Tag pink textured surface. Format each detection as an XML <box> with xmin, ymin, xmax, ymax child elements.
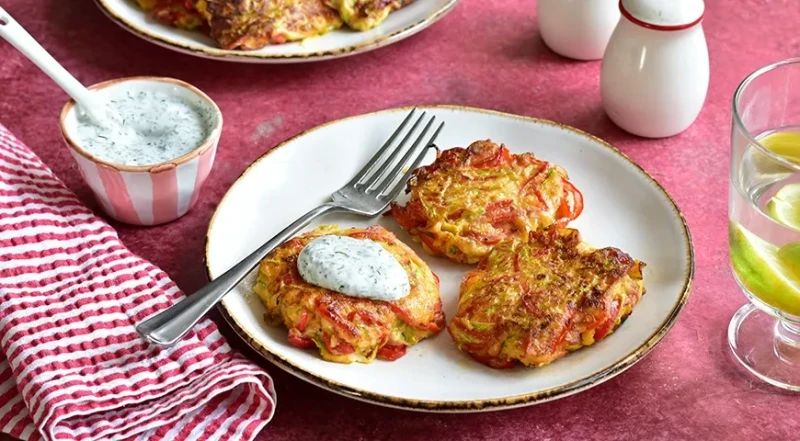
<box><xmin>1</xmin><ymin>0</ymin><xmax>798</xmax><ymax>440</ymax></box>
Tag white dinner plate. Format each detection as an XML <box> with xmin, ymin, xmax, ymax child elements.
<box><xmin>205</xmin><ymin>106</ymin><xmax>694</xmax><ymax>412</ymax></box>
<box><xmin>94</xmin><ymin>0</ymin><xmax>459</xmax><ymax>63</ymax></box>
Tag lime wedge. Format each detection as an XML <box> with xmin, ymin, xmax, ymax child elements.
<box><xmin>729</xmin><ymin>221</ymin><xmax>800</xmax><ymax>316</ymax></box>
<box><xmin>777</xmin><ymin>242</ymin><xmax>800</xmax><ymax>280</ymax></box>
<box><xmin>766</xmin><ymin>183</ymin><xmax>800</xmax><ymax>229</ymax></box>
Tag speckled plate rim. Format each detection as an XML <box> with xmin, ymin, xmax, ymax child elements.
<box><xmin>93</xmin><ymin>0</ymin><xmax>460</xmax><ymax>63</ymax></box>
<box><xmin>205</xmin><ymin>105</ymin><xmax>695</xmax><ymax>412</ymax></box>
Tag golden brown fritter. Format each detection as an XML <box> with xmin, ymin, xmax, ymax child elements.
<box><xmin>325</xmin><ymin>0</ymin><xmax>414</xmax><ymax>31</ymax></box>
<box><xmin>137</xmin><ymin>0</ymin><xmax>205</xmax><ymax>30</ymax></box>
<box><xmin>254</xmin><ymin>225</ymin><xmax>445</xmax><ymax>364</ymax></box>
<box><xmin>193</xmin><ymin>0</ymin><xmax>343</xmax><ymax>49</ymax></box>
<box><xmin>137</xmin><ymin>0</ymin><xmax>413</xmax><ymax>49</ymax></box>
<box><xmin>390</xmin><ymin>140</ymin><xmax>584</xmax><ymax>264</ymax></box>
<box><xmin>448</xmin><ymin>227</ymin><xmax>646</xmax><ymax>369</ymax></box>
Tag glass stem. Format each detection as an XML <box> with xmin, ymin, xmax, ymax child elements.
<box><xmin>777</xmin><ymin>320</ymin><xmax>800</xmax><ymax>348</ymax></box>
<box><xmin>775</xmin><ymin>319</ymin><xmax>800</xmax><ymax>365</ymax></box>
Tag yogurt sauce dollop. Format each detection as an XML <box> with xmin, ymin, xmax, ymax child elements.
<box><xmin>297</xmin><ymin>235</ymin><xmax>411</xmax><ymax>302</ymax></box>
<box><xmin>75</xmin><ymin>89</ymin><xmax>214</xmax><ymax>166</ymax></box>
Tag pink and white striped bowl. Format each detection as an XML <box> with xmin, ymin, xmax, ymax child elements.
<box><xmin>59</xmin><ymin>77</ymin><xmax>222</xmax><ymax>226</ymax></box>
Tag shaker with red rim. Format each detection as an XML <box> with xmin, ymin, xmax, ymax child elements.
<box><xmin>601</xmin><ymin>0</ymin><xmax>709</xmax><ymax>138</ymax></box>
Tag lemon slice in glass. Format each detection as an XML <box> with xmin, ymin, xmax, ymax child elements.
<box><xmin>729</xmin><ymin>222</ymin><xmax>800</xmax><ymax>316</ymax></box>
<box><xmin>760</xmin><ymin>132</ymin><xmax>800</xmax><ymax>164</ymax></box>
<box><xmin>766</xmin><ymin>183</ymin><xmax>800</xmax><ymax>229</ymax></box>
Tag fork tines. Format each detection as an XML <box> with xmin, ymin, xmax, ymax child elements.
<box><xmin>351</xmin><ymin>108</ymin><xmax>445</xmax><ymax>199</ymax></box>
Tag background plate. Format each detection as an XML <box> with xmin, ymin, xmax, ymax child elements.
<box><xmin>95</xmin><ymin>0</ymin><xmax>459</xmax><ymax>63</ymax></box>
<box><xmin>205</xmin><ymin>106</ymin><xmax>694</xmax><ymax>412</ymax></box>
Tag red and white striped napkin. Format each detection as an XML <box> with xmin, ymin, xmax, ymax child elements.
<box><xmin>0</xmin><ymin>124</ymin><xmax>276</xmax><ymax>441</ymax></box>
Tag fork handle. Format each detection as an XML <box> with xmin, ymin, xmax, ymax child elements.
<box><xmin>136</xmin><ymin>203</ymin><xmax>339</xmax><ymax>346</ymax></box>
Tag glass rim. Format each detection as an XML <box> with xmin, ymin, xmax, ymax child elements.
<box><xmin>733</xmin><ymin>57</ymin><xmax>800</xmax><ymax>172</ymax></box>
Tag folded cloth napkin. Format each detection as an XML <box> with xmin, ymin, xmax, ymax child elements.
<box><xmin>0</xmin><ymin>125</ymin><xmax>276</xmax><ymax>441</ymax></box>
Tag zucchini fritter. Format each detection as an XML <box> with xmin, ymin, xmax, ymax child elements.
<box><xmin>325</xmin><ymin>0</ymin><xmax>414</xmax><ymax>31</ymax></box>
<box><xmin>448</xmin><ymin>227</ymin><xmax>646</xmax><ymax>369</ymax></box>
<box><xmin>390</xmin><ymin>140</ymin><xmax>584</xmax><ymax>264</ymax></box>
<box><xmin>254</xmin><ymin>225</ymin><xmax>445</xmax><ymax>364</ymax></box>
<box><xmin>136</xmin><ymin>0</ymin><xmax>205</xmax><ymax>30</ymax></box>
<box><xmin>194</xmin><ymin>0</ymin><xmax>343</xmax><ymax>49</ymax></box>
<box><xmin>136</xmin><ymin>0</ymin><xmax>413</xmax><ymax>49</ymax></box>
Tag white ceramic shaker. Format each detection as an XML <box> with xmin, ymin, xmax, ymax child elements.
<box><xmin>537</xmin><ymin>0</ymin><xmax>621</xmax><ymax>61</ymax></box>
<box><xmin>601</xmin><ymin>0</ymin><xmax>709</xmax><ymax>138</ymax></box>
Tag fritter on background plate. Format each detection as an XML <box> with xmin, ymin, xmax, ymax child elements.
<box><xmin>194</xmin><ymin>0</ymin><xmax>343</xmax><ymax>49</ymax></box>
<box><xmin>448</xmin><ymin>227</ymin><xmax>646</xmax><ymax>369</ymax></box>
<box><xmin>137</xmin><ymin>0</ymin><xmax>413</xmax><ymax>49</ymax></box>
<box><xmin>254</xmin><ymin>224</ymin><xmax>445</xmax><ymax>364</ymax></box>
<box><xmin>325</xmin><ymin>0</ymin><xmax>414</xmax><ymax>31</ymax></box>
<box><xmin>136</xmin><ymin>0</ymin><xmax>206</xmax><ymax>30</ymax></box>
<box><xmin>391</xmin><ymin>140</ymin><xmax>584</xmax><ymax>264</ymax></box>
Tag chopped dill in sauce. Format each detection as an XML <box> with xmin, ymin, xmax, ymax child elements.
<box><xmin>75</xmin><ymin>89</ymin><xmax>214</xmax><ymax>166</ymax></box>
<box><xmin>297</xmin><ymin>235</ymin><xmax>411</xmax><ymax>302</ymax></box>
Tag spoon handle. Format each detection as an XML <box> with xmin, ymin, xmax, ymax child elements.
<box><xmin>0</xmin><ymin>7</ymin><xmax>98</xmax><ymax>111</ymax></box>
<box><xmin>135</xmin><ymin>204</ymin><xmax>339</xmax><ymax>347</ymax></box>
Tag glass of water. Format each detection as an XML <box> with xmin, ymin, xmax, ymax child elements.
<box><xmin>729</xmin><ymin>58</ymin><xmax>800</xmax><ymax>390</ymax></box>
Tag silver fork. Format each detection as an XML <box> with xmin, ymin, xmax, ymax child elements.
<box><xmin>137</xmin><ymin>108</ymin><xmax>444</xmax><ymax>346</ymax></box>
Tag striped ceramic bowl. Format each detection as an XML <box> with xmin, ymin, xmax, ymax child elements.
<box><xmin>59</xmin><ymin>77</ymin><xmax>222</xmax><ymax>226</ymax></box>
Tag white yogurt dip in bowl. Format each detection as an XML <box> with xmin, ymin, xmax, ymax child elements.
<box><xmin>60</xmin><ymin>76</ymin><xmax>222</xmax><ymax>226</ymax></box>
